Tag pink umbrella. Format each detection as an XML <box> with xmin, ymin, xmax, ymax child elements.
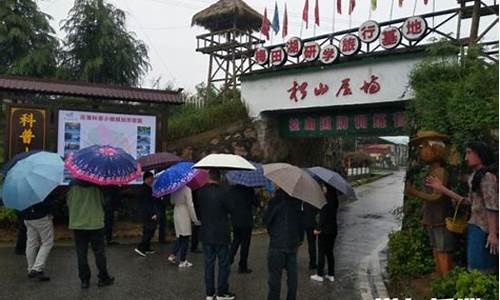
<box><xmin>187</xmin><ymin>169</ymin><xmax>209</xmax><ymax>190</ymax></box>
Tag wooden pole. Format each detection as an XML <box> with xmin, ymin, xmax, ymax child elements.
<box><xmin>469</xmin><ymin>0</ymin><xmax>481</xmax><ymax>45</ymax></box>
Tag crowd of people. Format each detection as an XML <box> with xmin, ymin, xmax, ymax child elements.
<box><xmin>12</xmin><ymin>167</ymin><xmax>340</xmax><ymax>300</ymax></box>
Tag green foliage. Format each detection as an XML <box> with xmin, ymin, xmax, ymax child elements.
<box><xmin>408</xmin><ymin>41</ymin><xmax>499</xmax><ymax>153</ymax></box>
<box><xmin>0</xmin><ymin>0</ymin><xmax>59</xmax><ymax>77</ymax></box>
<box><xmin>60</xmin><ymin>0</ymin><xmax>149</xmax><ymax>85</ymax></box>
<box><xmin>0</xmin><ymin>206</ymin><xmax>17</xmax><ymax>227</ymax></box>
<box><xmin>432</xmin><ymin>268</ymin><xmax>499</xmax><ymax>300</ymax></box>
<box><xmin>167</xmin><ymin>84</ymin><xmax>249</xmax><ymax>140</ymax></box>
<box><xmin>387</xmin><ymin>226</ymin><xmax>435</xmax><ymax>279</ymax></box>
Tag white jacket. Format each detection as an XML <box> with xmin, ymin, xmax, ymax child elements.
<box><xmin>171</xmin><ymin>186</ymin><xmax>199</xmax><ymax>237</ymax></box>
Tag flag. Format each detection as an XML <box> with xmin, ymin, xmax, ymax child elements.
<box><xmin>337</xmin><ymin>0</ymin><xmax>342</xmax><ymax>14</ymax></box>
<box><xmin>349</xmin><ymin>0</ymin><xmax>355</xmax><ymax>14</ymax></box>
<box><xmin>272</xmin><ymin>2</ymin><xmax>280</xmax><ymax>34</ymax></box>
<box><xmin>398</xmin><ymin>0</ymin><xmax>403</xmax><ymax>7</ymax></box>
<box><xmin>314</xmin><ymin>0</ymin><xmax>320</xmax><ymax>26</ymax></box>
<box><xmin>261</xmin><ymin>8</ymin><xmax>270</xmax><ymax>40</ymax></box>
<box><xmin>282</xmin><ymin>3</ymin><xmax>288</xmax><ymax>38</ymax></box>
<box><xmin>303</xmin><ymin>0</ymin><xmax>309</xmax><ymax>29</ymax></box>
<box><xmin>371</xmin><ymin>0</ymin><xmax>377</xmax><ymax>10</ymax></box>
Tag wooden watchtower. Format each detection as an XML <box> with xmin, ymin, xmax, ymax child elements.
<box><xmin>192</xmin><ymin>0</ymin><xmax>264</xmax><ymax>99</ymax></box>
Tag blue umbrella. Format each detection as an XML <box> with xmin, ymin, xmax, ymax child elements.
<box><xmin>307</xmin><ymin>166</ymin><xmax>357</xmax><ymax>199</ymax></box>
<box><xmin>2</xmin><ymin>152</ymin><xmax>63</xmax><ymax>211</ymax></box>
<box><xmin>1</xmin><ymin>150</ymin><xmax>41</xmax><ymax>177</ymax></box>
<box><xmin>226</xmin><ymin>162</ymin><xmax>270</xmax><ymax>187</ymax></box>
<box><xmin>65</xmin><ymin>145</ymin><xmax>141</xmax><ymax>186</ymax></box>
<box><xmin>153</xmin><ymin>162</ymin><xmax>200</xmax><ymax>198</ymax></box>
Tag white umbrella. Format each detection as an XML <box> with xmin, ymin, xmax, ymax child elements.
<box><xmin>193</xmin><ymin>154</ymin><xmax>256</xmax><ymax>171</ymax></box>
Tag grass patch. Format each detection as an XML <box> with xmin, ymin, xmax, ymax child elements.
<box><xmin>167</xmin><ymin>98</ymin><xmax>249</xmax><ymax>140</ymax></box>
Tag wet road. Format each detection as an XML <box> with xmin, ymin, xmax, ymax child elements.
<box><xmin>0</xmin><ymin>171</ymin><xmax>404</xmax><ymax>300</ymax></box>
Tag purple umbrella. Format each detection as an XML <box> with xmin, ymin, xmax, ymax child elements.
<box><xmin>225</xmin><ymin>162</ymin><xmax>270</xmax><ymax>187</ymax></box>
<box><xmin>137</xmin><ymin>152</ymin><xmax>182</xmax><ymax>171</ymax></box>
<box><xmin>65</xmin><ymin>145</ymin><xmax>141</xmax><ymax>186</ymax></box>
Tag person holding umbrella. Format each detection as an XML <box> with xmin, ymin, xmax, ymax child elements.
<box><xmin>65</xmin><ymin>145</ymin><xmax>142</xmax><ymax>289</ymax></box>
<box><xmin>135</xmin><ymin>171</ymin><xmax>160</xmax><ymax>257</ymax></box>
<box><xmin>310</xmin><ymin>185</ymin><xmax>339</xmax><ymax>283</ymax></box>
<box><xmin>228</xmin><ymin>184</ymin><xmax>259</xmax><ymax>274</ymax></box>
<box><xmin>301</xmin><ymin>202</ymin><xmax>320</xmax><ymax>270</ymax></box>
<box><xmin>167</xmin><ymin>185</ymin><xmax>200</xmax><ymax>267</ymax></box>
<box><xmin>263</xmin><ymin>163</ymin><xmax>327</xmax><ymax>300</ymax></box>
<box><xmin>197</xmin><ymin>169</ymin><xmax>236</xmax><ymax>300</ymax></box>
<box><xmin>19</xmin><ymin>195</ymin><xmax>55</xmax><ymax>281</ymax></box>
<box><xmin>1</xmin><ymin>152</ymin><xmax>64</xmax><ymax>282</ymax></box>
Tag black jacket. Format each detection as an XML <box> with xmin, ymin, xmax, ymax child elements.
<box><xmin>301</xmin><ymin>202</ymin><xmax>319</xmax><ymax>229</ymax></box>
<box><xmin>228</xmin><ymin>185</ymin><xmax>258</xmax><ymax>228</ymax></box>
<box><xmin>19</xmin><ymin>198</ymin><xmax>54</xmax><ymax>220</ymax></box>
<box><xmin>198</xmin><ymin>183</ymin><xmax>232</xmax><ymax>245</ymax></box>
<box><xmin>316</xmin><ymin>188</ymin><xmax>339</xmax><ymax>235</ymax></box>
<box><xmin>137</xmin><ymin>184</ymin><xmax>159</xmax><ymax>223</ymax></box>
<box><xmin>264</xmin><ymin>189</ymin><xmax>303</xmax><ymax>250</ymax></box>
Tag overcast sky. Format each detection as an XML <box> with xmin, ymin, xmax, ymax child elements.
<box><xmin>37</xmin><ymin>0</ymin><xmax>497</xmax><ymax>92</ymax></box>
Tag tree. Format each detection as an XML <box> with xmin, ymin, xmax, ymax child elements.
<box><xmin>0</xmin><ymin>0</ymin><xmax>59</xmax><ymax>77</ymax></box>
<box><xmin>60</xmin><ymin>0</ymin><xmax>150</xmax><ymax>86</ymax></box>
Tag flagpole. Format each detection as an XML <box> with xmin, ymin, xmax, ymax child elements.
<box><xmin>332</xmin><ymin>0</ymin><xmax>335</xmax><ymax>33</ymax></box>
<box><xmin>412</xmin><ymin>0</ymin><xmax>417</xmax><ymax>16</ymax></box>
<box><xmin>389</xmin><ymin>0</ymin><xmax>395</xmax><ymax>21</ymax></box>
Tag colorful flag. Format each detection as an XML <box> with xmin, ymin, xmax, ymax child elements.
<box><xmin>337</xmin><ymin>0</ymin><xmax>342</xmax><ymax>14</ymax></box>
<box><xmin>398</xmin><ymin>0</ymin><xmax>403</xmax><ymax>7</ymax></box>
<box><xmin>282</xmin><ymin>3</ymin><xmax>288</xmax><ymax>38</ymax></box>
<box><xmin>349</xmin><ymin>0</ymin><xmax>355</xmax><ymax>15</ymax></box>
<box><xmin>272</xmin><ymin>2</ymin><xmax>280</xmax><ymax>34</ymax></box>
<box><xmin>314</xmin><ymin>0</ymin><xmax>320</xmax><ymax>26</ymax></box>
<box><xmin>261</xmin><ymin>8</ymin><xmax>270</xmax><ymax>40</ymax></box>
<box><xmin>371</xmin><ymin>0</ymin><xmax>377</xmax><ymax>10</ymax></box>
<box><xmin>303</xmin><ymin>0</ymin><xmax>309</xmax><ymax>29</ymax></box>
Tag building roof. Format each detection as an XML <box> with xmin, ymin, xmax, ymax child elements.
<box><xmin>192</xmin><ymin>0</ymin><xmax>263</xmax><ymax>32</ymax></box>
<box><xmin>0</xmin><ymin>76</ymin><xmax>183</xmax><ymax>104</ymax></box>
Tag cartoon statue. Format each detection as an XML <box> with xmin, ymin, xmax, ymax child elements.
<box><xmin>405</xmin><ymin>131</ymin><xmax>455</xmax><ymax>276</ymax></box>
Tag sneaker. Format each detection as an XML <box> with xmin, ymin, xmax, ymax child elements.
<box><xmin>81</xmin><ymin>280</ymin><xmax>90</xmax><ymax>289</ymax></box>
<box><xmin>134</xmin><ymin>248</ymin><xmax>147</xmax><ymax>257</ymax></box>
<box><xmin>30</xmin><ymin>271</ymin><xmax>50</xmax><ymax>281</ymax></box>
<box><xmin>167</xmin><ymin>255</ymin><xmax>177</xmax><ymax>264</ymax></box>
<box><xmin>216</xmin><ymin>293</ymin><xmax>236</xmax><ymax>300</ymax></box>
<box><xmin>145</xmin><ymin>249</ymin><xmax>156</xmax><ymax>254</ymax></box>
<box><xmin>310</xmin><ymin>274</ymin><xmax>324</xmax><ymax>282</ymax></box>
<box><xmin>206</xmin><ymin>296</ymin><xmax>216</xmax><ymax>300</ymax></box>
<box><xmin>98</xmin><ymin>277</ymin><xmax>115</xmax><ymax>287</ymax></box>
<box><xmin>178</xmin><ymin>261</ymin><xmax>193</xmax><ymax>268</ymax></box>
<box><xmin>325</xmin><ymin>275</ymin><xmax>335</xmax><ymax>282</ymax></box>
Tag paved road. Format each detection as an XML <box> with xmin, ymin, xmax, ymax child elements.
<box><xmin>0</xmin><ymin>171</ymin><xmax>404</xmax><ymax>300</ymax></box>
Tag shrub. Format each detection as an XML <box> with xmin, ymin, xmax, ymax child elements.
<box><xmin>167</xmin><ymin>98</ymin><xmax>249</xmax><ymax>140</ymax></box>
<box><xmin>432</xmin><ymin>268</ymin><xmax>499</xmax><ymax>300</ymax></box>
<box><xmin>0</xmin><ymin>206</ymin><xmax>18</xmax><ymax>227</ymax></box>
<box><xmin>388</xmin><ymin>227</ymin><xmax>435</xmax><ymax>278</ymax></box>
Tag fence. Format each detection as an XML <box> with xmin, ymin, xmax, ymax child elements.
<box><xmin>347</xmin><ymin>167</ymin><xmax>371</xmax><ymax>177</ymax></box>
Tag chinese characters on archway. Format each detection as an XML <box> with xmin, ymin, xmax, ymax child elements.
<box><xmin>287</xmin><ymin>75</ymin><xmax>381</xmax><ymax>102</ymax></box>
<box><xmin>287</xmin><ymin>112</ymin><xmax>405</xmax><ymax>134</ymax></box>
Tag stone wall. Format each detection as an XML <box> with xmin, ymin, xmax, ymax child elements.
<box><xmin>166</xmin><ymin>119</ymin><xmax>289</xmax><ymax>163</ymax></box>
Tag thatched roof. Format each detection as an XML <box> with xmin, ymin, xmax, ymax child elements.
<box><xmin>192</xmin><ymin>0</ymin><xmax>263</xmax><ymax>32</ymax></box>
